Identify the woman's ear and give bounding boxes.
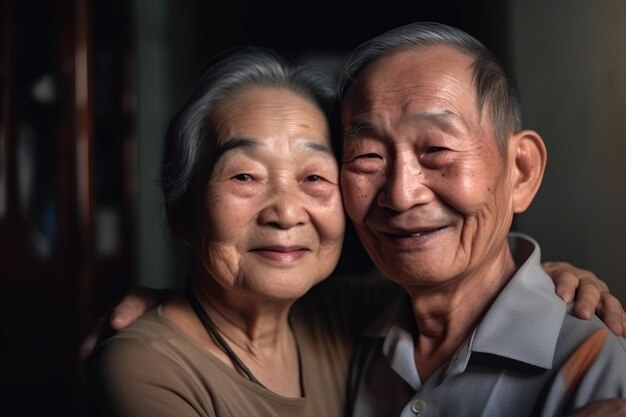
[510,129,547,213]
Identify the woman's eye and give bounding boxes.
[306,175,322,182]
[233,173,253,182]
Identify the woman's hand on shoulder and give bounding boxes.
[543,261,626,338]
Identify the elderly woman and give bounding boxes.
[89,47,625,417]
[90,46,371,416]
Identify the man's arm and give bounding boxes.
[79,287,177,365]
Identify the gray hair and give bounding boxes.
[161,46,337,232]
[337,22,521,147]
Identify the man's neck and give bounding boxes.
[404,249,518,381]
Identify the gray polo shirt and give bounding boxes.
[348,233,626,417]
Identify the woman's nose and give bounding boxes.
[257,183,309,229]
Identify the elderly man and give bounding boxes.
[338,22,626,417]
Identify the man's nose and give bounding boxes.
[258,182,309,228]
[377,155,434,211]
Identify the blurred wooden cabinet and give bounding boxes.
[0,0,136,415]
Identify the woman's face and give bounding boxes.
[191,86,345,301]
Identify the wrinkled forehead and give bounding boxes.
[209,86,330,145]
[342,45,475,105]
[340,46,479,127]
[344,46,474,100]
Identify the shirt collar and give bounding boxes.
[470,232,566,369]
[363,232,567,373]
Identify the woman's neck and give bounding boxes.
[163,273,302,397]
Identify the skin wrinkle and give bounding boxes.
[192,86,344,317]
[340,45,535,374]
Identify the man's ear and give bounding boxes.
[509,129,547,213]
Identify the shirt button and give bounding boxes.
[411,399,426,414]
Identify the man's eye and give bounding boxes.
[425,146,448,153]
[357,153,382,160]
[233,173,253,181]
[306,175,322,182]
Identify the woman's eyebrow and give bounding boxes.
[298,140,334,156]
[215,137,334,158]
[215,136,259,158]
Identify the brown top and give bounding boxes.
[90,274,399,417]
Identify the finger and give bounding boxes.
[572,280,602,320]
[596,294,625,337]
[541,261,589,303]
[79,312,109,360]
[109,287,168,330]
[550,269,578,303]
[618,309,626,339]
[110,294,148,331]
[78,332,99,363]
[77,312,111,381]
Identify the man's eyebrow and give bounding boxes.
[343,111,466,141]
[343,120,374,139]
[409,110,467,132]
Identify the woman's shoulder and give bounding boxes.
[92,308,174,369]
[89,305,215,394]
[106,307,172,343]
[87,308,214,417]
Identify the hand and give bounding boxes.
[565,399,626,417]
[78,287,175,367]
[543,261,626,338]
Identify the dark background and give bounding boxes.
[2,1,625,416]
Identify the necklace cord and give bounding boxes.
[186,285,266,387]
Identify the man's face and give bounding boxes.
[340,45,517,288]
